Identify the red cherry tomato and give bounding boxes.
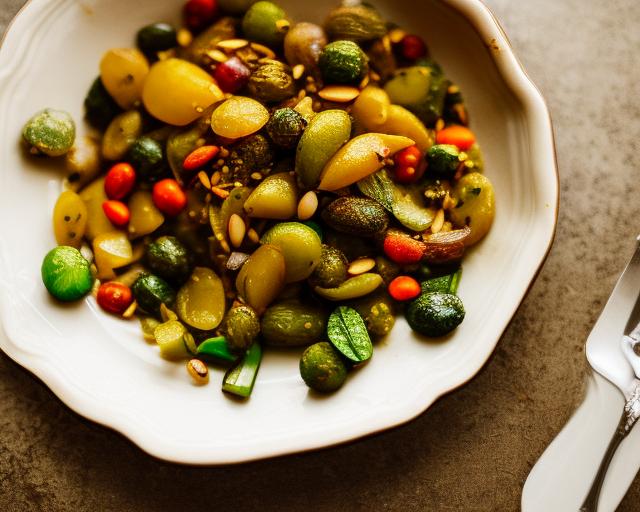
[104,162,136,200]
[388,276,421,302]
[152,179,187,217]
[436,125,476,151]
[97,282,133,315]
[183,145,220,171]
[399,34,428,61]
[393,146,425,184]
[184,0,218,32]
[213,56,251,93]
[102,200,130,226]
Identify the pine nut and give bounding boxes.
[297,191,318,220]
[122,300,137,319]
[292,64,305,80]
[431,209,445,234]
[187,359,209,385]
[217,38,249,50]
[177,29,193,47]
[247,228,260,244]
[197,170,211,190]
[348,258,376,276]
[228,214,246,248]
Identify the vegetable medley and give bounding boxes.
[30,0,495,397]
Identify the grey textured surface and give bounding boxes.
[2,0,640,510]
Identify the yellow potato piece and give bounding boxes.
[100,49,149,109]
[378,105,434,152]
[450,172,495,246]
[176,267,226,331]
[235,244,286,314]
[210,96,269,139]
[318,133,414,191]
[142,58,224,126]
[128,191,165,239]
[79,177,114,241]
[93,231,133,280]
[52,190,88,248]
[351,86,390,130]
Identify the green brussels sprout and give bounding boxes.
[132,273,176,318]
[299,342,347,393]
[128,136,167,182]
[41,246,93,301]
[405,292,465,337]
[427,144,462,179]
[242,1,289,47]
[308,244,348,288]
[224,305,261,351]
[228,134,274,182]
[319,40,368,85]
[266,108,306,149]
[137,23,177,57]
[84,77,122,130]
[247,60,296,103]
[23,109,76,157]
[146,236,191,284]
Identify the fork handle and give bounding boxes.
[579,412,628,511]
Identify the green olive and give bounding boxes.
[41,246,93,301]
[235,244,286,314]
[23,109,75,157]
[261,299,327,347]
[247,60,296,103]
[299,342,347,393]
[242,1,289,47]
[260,222,322,283]
[224,305,260,351]
[266,108,306,149]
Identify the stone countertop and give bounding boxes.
[2,0,640,510]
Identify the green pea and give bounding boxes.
[41,246,93,301]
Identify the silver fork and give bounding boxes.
[581,237,640,511]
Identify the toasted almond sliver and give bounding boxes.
[228,214,246,248]
[369,70,381,82]
[122,300,138,319]
[211,186,230,199]
[297,191,318,221]
[210,171,221,186]
[318,85,361,103]
[197,171,211,190]
[388,28,406,44]
[348,258,376,276]
[359,74,370,90]
[247,228,260,244]
[217,38,249,50]
[431,209,445,234]
[206,49,228,63]
[250,42,276,59]
[292,64,305,80]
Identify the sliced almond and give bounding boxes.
[210,171,221,186]
[206,49,228,63]
[318,85,361,103]
[211,186,230,199]
[348,258,376,276]
[217,38,249,50]
[297,191,318,220]
[431,208,445,234]
[250,42,276,59]
[122,300,138,319]
[197,171,211,190]
[247,228,260,244]
[292,64,305,80]
[359,74,370,90]
[228,214,246,248]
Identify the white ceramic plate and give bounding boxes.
[0,0,558,464]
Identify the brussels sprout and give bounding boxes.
[84,77,122,130]
[318,40,368,85]
[247,60,296,103]
[266,108,306,149]
[23,109,75,157]
[41,246,93,302]
[128,136,167,182]
[427,144,461,179]
[146,236,191,284]
[132,273,176,318]
[299,342,347,393]
[308,244,348,288]
[242,1,289,47]
[405,292,465,337]
[224,305,261,351]
[228,134,274,182]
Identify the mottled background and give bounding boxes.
[2,0,640,510]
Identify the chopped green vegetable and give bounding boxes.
[421,269,462,295]
[196,336,237,364]
[405,292,465,337]
[327,306,372,363]
[222,343,262,398]
[154,320,193,360]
